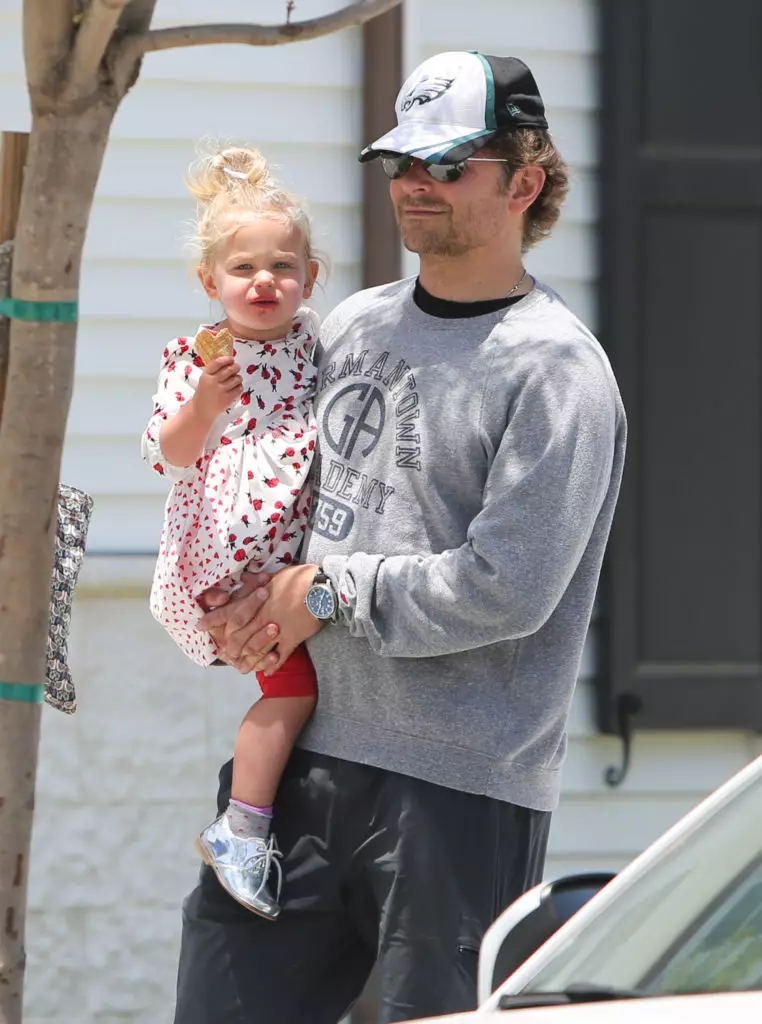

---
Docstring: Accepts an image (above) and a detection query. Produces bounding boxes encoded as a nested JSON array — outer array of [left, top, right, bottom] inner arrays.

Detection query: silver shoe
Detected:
[[195, 812, 283, 919]]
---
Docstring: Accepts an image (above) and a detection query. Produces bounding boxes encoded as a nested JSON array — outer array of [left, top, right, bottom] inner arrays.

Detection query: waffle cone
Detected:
[[195, 327, 235, 365]]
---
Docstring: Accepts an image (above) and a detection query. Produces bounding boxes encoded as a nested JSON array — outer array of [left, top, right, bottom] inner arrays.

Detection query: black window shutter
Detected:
[[598, 0, 762, 731]]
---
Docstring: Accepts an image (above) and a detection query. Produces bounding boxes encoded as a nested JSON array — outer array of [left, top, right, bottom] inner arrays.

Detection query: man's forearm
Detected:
[[322, 536, 592, 659]]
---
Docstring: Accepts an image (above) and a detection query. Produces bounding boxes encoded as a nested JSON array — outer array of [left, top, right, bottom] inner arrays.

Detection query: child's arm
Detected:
[[160, 356, 242, 466], [141, 335, 240, 480]]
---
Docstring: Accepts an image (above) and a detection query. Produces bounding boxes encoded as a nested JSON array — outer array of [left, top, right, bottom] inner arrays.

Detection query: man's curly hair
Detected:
[[487, 129, 570, 252]]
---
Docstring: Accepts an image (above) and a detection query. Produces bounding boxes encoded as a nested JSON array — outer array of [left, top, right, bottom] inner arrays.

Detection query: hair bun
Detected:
[[187, 146, 273, 203]]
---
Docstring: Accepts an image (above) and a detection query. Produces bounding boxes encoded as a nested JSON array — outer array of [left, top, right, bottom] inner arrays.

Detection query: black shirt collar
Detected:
[[413, 278, 526, 319]]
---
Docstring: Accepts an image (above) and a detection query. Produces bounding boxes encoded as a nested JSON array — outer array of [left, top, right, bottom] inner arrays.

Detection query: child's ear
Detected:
[[302, 260, 320, 300], [198, 265, 219, 300]]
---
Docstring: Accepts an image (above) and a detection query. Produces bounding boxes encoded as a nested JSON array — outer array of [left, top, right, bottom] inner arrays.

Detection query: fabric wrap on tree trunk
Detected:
[[46, 484, 94, 713]]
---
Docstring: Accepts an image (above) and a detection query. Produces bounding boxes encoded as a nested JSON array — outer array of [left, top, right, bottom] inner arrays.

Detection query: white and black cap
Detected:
[[360, 50, 548, 165]]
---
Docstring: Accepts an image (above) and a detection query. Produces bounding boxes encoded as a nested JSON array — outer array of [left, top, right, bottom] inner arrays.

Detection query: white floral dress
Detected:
[[141, 309, 319, 666]]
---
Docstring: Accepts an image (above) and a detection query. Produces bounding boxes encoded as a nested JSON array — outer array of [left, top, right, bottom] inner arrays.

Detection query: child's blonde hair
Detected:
[[186, 145, 320, 272]]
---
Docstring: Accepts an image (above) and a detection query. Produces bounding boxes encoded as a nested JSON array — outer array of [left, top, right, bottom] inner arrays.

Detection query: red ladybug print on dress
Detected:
[[142, 310, 320, 667]]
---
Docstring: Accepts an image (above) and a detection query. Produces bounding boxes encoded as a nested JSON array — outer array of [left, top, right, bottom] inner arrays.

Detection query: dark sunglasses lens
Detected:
[[380, 155, 411, 179], [427, 162, 466, 183], [380, 155, 466, 182]]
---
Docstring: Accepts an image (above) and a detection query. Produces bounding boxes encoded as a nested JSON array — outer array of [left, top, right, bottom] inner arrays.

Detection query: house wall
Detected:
[[0, 1, 758, 1022]]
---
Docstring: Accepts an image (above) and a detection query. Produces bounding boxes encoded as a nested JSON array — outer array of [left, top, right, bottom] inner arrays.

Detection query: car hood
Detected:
[[405, 991, 762, 1023]]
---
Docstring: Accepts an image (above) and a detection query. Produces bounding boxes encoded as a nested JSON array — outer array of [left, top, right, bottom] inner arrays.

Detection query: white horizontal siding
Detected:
[[0, 1, 365, 554], [95, 138, 362, 202], [112, 80, 359, 142], [422, 0, 597, 55]]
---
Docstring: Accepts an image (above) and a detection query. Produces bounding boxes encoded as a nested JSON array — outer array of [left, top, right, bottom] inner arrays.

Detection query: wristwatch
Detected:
[[304, 568, 339, 623]]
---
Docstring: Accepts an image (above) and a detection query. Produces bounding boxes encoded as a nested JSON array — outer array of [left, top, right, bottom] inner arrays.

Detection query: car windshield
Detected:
[[518, 767, 762, 996]]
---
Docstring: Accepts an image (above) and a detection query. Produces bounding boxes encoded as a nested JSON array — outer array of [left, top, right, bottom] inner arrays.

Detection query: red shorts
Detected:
[[256, 643, 317, 698]]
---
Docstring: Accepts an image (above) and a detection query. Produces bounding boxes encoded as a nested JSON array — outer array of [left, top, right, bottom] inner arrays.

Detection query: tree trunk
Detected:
[[0, 101, 117, 1024]]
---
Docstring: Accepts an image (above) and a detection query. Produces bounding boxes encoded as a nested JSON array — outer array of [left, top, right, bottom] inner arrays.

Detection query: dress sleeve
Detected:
[[140, 335, 204, 484]]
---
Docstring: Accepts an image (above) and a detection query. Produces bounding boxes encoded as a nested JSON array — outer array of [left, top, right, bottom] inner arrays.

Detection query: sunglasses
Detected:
[[379, 153, 511, 183]]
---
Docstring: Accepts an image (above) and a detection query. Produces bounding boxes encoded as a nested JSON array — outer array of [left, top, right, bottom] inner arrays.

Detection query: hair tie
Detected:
[[223, 167, 248, 180]]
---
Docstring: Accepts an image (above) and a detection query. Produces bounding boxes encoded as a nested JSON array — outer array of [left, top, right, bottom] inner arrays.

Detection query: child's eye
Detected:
[[235, 263, 253, 271], [273, 261, 294, 270]]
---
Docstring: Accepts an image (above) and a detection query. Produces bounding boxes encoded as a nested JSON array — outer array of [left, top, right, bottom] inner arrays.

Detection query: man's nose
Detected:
[[399, 160, 435, 193]]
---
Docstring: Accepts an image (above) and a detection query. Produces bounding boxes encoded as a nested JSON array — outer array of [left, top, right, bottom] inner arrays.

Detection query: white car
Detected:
[[413, 992, 762, 1024], [406, 753, 762, 1022]]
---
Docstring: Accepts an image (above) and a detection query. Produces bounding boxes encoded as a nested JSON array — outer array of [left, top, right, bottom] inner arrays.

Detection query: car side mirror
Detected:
[[477, 872, 616, 1004]]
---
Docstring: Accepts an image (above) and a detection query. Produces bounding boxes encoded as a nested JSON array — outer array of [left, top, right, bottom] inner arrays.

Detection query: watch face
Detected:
[[306, 584, 335, 620]]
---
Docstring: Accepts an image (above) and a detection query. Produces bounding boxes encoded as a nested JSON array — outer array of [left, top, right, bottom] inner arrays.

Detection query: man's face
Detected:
[[389, 157, 513, 257]]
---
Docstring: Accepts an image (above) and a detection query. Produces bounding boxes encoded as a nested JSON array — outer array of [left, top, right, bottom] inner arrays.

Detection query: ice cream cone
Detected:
[[195, 327, 235, 365]]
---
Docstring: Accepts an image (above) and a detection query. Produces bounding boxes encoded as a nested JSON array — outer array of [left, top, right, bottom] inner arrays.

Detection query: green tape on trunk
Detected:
[[0, 682, 44, 704], [0, 296, 78, 323]]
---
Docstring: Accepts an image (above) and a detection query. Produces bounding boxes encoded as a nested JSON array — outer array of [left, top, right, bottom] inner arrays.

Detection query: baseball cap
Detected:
[[359, 51, 548, 165]]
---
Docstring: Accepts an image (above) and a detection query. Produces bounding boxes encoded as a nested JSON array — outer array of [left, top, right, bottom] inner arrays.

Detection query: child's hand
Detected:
[[192, 356, 243, 421]]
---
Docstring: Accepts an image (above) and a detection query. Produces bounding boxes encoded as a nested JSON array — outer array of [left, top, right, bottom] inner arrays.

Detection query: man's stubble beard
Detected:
[[397, 215, 470, 257]]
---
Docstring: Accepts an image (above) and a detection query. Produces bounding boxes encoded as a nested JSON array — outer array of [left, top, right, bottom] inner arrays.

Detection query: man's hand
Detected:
[[197, 564, 323, 674], [196, 573, 264, 667]]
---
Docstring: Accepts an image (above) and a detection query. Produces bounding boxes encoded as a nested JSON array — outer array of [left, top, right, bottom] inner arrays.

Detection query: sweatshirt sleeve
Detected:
[[140, 336, 203, 484], [320, 347, 619, 658]]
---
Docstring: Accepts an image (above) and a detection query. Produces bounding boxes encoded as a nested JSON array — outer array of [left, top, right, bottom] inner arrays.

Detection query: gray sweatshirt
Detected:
[[300, 278, 626, 811]]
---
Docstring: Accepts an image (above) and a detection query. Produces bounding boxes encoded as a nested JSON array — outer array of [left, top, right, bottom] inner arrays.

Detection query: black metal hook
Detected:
[[604, 692, 642, 788]]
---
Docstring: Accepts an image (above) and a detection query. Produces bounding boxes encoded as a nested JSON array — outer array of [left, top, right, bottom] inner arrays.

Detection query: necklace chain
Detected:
[[507, 268, 528, 298]]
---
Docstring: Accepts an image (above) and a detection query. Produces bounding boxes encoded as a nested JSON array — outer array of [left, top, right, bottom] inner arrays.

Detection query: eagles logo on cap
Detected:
[[400, 76, 455, 113]]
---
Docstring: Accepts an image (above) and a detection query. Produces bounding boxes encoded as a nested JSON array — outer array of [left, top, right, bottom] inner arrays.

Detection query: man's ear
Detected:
[[302, 260, 320, 300], [507, 166, 546, 214], [198, 265, 219, 300]]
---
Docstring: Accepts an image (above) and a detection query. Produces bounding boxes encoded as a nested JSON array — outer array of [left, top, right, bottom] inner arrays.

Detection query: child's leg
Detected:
[[197, 646, 317, 919], [228, 644, 317, 836], [232, 693, 316, 809]]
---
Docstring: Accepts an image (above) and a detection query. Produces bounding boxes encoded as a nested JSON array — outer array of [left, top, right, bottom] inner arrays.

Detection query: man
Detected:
[[174, 50, 626, 1024]]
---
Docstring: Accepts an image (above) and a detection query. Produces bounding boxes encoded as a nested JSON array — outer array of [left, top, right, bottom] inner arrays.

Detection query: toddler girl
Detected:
[[141, 146, 322, 919]]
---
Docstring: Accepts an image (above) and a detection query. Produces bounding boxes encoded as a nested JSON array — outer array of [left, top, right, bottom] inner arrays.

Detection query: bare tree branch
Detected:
[[109, 0, 159, 96], [66, 0, 131, 99], [23, 0, 75, 95], [140, 0, 402, 54]]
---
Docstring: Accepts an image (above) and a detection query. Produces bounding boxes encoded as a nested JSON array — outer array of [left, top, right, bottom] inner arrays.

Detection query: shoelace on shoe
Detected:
[[245, 835, 284, 902]]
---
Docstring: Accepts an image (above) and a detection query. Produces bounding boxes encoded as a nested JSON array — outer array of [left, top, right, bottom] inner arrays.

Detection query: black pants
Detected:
[[174, 749, 551, 1024]]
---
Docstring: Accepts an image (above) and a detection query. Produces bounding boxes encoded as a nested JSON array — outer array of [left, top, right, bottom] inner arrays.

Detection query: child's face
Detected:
[[199, 216, 318, 341]]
